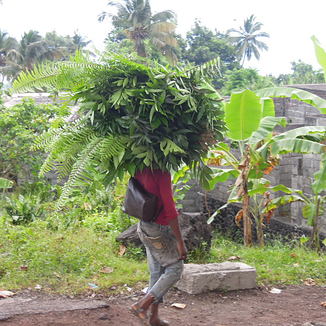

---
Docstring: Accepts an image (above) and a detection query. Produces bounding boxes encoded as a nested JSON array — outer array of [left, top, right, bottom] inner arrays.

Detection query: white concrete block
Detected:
[[176, 262, 256, 294]]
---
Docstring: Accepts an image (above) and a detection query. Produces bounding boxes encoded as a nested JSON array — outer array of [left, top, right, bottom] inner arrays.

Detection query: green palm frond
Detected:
[[186, 57, 221, 79], [12, 57, 105, 93], [14, 53, 225, 208], [56, 136, 103, 208], [38, 123, 98, 178], [98, 134, 127, 159]]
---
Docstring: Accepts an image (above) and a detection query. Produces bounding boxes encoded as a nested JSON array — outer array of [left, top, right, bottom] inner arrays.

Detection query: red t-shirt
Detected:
[[134, 168, 178, 225]]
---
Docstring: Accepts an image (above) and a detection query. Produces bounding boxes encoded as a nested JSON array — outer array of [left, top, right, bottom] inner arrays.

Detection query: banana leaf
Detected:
[[208, 168, 238, 191], [272, 126, 326, 141], [258, 126, 326, 157], [263, 195, 304, 213], [311, 36, 326, 81], [256, 87, 326, 114], [248, 116, 287, 146], [312, 154, 326, 194], [261, 97, 275, 117], [269, 138, 325, 155], [224, 89, 262, 140]]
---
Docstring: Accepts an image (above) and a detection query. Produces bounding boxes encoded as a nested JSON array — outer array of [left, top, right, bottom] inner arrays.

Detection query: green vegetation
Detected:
[[12, 53, 225, 207], [0, 220, 147, 294], [0, 220, 325, 294], [0, 97, 69, 184], [205, 88, 326, 246], [99, 0, 178, 63], [209, 235, 326, 285], [0, 30, 90, 82], [1, 0, 326, 298], [227, 15, 269, 66]]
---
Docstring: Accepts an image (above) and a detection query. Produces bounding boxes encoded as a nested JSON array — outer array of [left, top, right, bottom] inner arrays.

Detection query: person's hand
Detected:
[[177, 240, 187, 261]]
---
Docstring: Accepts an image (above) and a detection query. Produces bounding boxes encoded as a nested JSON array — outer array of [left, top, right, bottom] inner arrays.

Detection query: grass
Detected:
[[0, 219, 148, 294], [208, 235, 326, 285], [0, 219, 325, 295]]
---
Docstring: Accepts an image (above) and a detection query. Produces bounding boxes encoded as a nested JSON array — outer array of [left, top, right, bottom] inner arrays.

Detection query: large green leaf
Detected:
[[273, 126, 326, 141], [261, 97, 275, 117], [248, 116, 287, 146], [0, 177, 13, 189], [208, 168, 239, 190], [302, 202, 317, 225], [247, 179, 300, 197], [258, 126, 326, 156], [224, 89, 262, 140], [311, 36, 326, 81], [263, 195, 304, 213], [256, 87, 326, 114], [269, 138, 326, 155], [312, 153, 326, 194]]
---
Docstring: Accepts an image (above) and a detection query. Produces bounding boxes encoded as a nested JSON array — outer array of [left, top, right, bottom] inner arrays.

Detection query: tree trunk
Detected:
[[311, 197, 321, 251], [135, 39, 146, 58], [256, 215, 264, 247], [242, 191, 252, 246], [240, 148, 252, 247]]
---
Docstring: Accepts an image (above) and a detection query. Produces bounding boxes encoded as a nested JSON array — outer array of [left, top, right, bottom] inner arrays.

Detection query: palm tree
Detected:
[[0, 30, 19, 81], [72, 32, 91, 50], [98, 0, 178, 63], [4, 30, 68, 80], [228, 15, 269, 66]]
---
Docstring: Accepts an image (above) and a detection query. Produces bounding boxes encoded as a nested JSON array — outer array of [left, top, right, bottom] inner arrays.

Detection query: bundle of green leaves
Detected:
[[13, 53, 226, 207]]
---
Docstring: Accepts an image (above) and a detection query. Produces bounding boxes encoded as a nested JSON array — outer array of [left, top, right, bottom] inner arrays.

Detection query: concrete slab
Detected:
[[0, 295, 109, 321], [176, 262, 256, 294]]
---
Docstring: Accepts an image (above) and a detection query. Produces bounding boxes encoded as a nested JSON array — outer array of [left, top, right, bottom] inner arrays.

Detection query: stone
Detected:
[[0, 295, 109, 320], [116, 223, 142, 247], [116, 212, 213, 253], [176, 262, 256, 294]]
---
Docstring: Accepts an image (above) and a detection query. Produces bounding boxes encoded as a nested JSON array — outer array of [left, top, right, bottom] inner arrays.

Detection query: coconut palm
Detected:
[[98, 0, 178, 63], [228, 15, 269, 66], [0, 31, 19, 81], [4, 30, 68, 80]]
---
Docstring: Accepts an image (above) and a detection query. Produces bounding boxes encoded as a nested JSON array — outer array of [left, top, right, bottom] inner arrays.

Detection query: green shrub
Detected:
[[0, 97, 69, 185]]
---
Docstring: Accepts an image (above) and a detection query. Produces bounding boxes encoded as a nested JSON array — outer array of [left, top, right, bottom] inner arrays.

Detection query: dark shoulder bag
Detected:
[[123, 177, 161, 222]]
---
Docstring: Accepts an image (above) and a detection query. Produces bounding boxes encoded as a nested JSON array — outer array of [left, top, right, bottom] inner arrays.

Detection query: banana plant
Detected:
[[312, 36, 326, 81], [206, 89, 326, 246], [262, 157, 326, 251]]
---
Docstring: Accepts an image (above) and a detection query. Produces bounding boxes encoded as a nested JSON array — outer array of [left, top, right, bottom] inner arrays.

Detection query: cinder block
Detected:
[[176, 262, 256, 294]]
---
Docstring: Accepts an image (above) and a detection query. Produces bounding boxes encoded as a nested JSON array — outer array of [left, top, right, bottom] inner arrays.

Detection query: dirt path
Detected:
[[0, 286, 325, 326]]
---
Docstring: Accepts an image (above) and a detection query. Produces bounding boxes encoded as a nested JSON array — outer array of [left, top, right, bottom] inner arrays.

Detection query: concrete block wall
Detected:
[[182, 85, 326, 234]]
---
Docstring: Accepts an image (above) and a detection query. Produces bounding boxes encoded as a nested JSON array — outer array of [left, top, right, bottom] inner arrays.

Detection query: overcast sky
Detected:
[[1, 0, 326, 76]]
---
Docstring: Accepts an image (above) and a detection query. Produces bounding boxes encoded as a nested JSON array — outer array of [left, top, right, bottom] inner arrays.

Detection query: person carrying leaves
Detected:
[[131, 168, 187, 326]]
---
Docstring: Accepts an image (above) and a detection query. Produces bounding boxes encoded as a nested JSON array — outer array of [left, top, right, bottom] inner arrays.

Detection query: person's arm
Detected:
[[158, 171, 187, 260], [168, 217, 187, 260]]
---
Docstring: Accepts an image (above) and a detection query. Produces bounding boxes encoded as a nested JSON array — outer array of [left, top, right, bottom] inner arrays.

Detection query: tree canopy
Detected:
[[228, 14, 269, 66], [99, 0, 178, 63]]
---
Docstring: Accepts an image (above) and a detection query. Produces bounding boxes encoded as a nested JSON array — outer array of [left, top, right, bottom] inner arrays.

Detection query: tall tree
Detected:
[[2, 30, 89, 81], [274, 60, 324, 85], [182, 20, 238, 68], [98, 0, 178, 63], [228, 15, 269, 66], [72, 32, 91, 50], [5, 30, 52, 76], [0, 30, 19, 81]]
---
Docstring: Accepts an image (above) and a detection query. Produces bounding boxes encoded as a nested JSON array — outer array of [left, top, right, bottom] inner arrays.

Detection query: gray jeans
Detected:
[[137, 221, 184, 303]]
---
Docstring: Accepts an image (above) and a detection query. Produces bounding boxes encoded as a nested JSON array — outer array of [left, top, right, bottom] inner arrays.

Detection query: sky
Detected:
[[0, 0, 326, 76]]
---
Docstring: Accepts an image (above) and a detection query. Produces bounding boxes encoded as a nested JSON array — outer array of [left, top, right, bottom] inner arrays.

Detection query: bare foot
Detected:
[[130, 303, 148, 321]]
